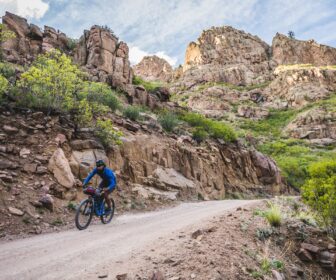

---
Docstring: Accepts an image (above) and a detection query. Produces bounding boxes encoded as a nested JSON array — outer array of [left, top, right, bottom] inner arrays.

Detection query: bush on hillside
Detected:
[[123, 105, 142, 121], [302, 160, 336, 238], [158, 112, 179, 132], [17, 49, 84, 113], [95, 119, 123, 147], [258, 139, 336, 189], [180, 112, 237, 142], [0, 24, 15, 43], [82, 82, 121, 113], [192, 127, 208, 143], [13, 50, 122, 145], [132, 76, 162, 92], [0, 62, 16, 79], [0, 75, 8, 102]]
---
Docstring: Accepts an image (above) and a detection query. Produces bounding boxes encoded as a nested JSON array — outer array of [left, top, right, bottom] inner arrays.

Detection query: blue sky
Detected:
[[1, 0, 336, 66]]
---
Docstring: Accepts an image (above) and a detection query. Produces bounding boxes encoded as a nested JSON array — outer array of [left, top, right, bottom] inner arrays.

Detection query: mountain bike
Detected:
[[75, 186, 115, 230]]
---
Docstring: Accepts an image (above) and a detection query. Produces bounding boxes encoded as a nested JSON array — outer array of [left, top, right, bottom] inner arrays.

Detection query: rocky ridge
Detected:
[[1, 12, 162, 109], [272, 33, 336, 66], [1, 12, 70, 64], [133, 55, 173, 82]]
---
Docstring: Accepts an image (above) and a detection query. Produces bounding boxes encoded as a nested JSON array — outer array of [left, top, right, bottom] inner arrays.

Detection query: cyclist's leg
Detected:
[[104, 185, 115, 210]]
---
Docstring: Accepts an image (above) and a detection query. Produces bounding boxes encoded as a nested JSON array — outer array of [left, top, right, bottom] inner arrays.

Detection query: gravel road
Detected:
[[0, 200, 259, 280]]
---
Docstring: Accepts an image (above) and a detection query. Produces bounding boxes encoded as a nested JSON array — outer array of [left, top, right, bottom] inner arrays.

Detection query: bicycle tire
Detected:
[[100, 198, 115, 224], [75, 199, 93, 230]]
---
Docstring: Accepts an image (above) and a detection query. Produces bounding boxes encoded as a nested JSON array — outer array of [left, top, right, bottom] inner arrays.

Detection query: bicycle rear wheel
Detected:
[[75, 198, 93, 230], [100, 198, 115, 224]]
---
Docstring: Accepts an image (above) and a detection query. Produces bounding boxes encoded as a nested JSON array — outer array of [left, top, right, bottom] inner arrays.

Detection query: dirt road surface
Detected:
[[0, 200, 259, 280]]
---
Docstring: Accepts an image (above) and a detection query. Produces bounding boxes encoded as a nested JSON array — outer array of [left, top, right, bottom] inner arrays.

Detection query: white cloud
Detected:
[[0, 0, 49, 19], [129, 46, 177, 66]]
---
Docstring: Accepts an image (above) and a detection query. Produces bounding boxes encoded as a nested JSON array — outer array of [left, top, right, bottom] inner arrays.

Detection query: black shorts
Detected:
[[98, 181, 115, 193]]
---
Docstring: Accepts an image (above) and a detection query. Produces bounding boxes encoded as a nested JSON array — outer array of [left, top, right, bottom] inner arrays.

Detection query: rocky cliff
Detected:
[[1, 12, 70, 64], [178, 26, 275, 87], [272, 33, 336, 66], [133, 55, 173, 82], [73, 25, 132, 89], [1, 12, 166, 109]]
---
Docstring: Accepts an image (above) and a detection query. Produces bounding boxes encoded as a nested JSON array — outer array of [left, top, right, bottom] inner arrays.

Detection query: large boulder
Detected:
[[48, 148, 75, 188], [69, 149, 108, 181]]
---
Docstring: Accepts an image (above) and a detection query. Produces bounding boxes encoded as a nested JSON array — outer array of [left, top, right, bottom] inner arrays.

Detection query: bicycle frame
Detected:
[[87, 194, 106, 216]]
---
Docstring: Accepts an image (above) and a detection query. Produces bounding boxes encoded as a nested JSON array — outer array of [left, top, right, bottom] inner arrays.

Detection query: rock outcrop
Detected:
[[272, 33, 336, 66], [178, 26, 275, 87], [73, 25, 132, 89], [108, 134, 284, 200], [262, 67, 336, 109], [285, 107, 336, 145], [133, 55, 173, 82], [1, 12, 70, 64]]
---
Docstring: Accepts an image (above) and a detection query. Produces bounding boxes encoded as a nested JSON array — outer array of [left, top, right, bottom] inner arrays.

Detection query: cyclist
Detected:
[[82, 160, 116, 213]]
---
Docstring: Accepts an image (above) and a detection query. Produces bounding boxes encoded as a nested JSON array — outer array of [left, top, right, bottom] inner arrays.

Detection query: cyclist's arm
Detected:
[[83, 168, 97, 187]]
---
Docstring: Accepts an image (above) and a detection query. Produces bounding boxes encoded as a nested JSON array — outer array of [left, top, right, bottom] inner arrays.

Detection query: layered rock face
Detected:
[[272, 33, 336, 66], [133, 55, 173, 82], [105, 134, 284, 199], [1, 12, 69, 64], [179, 26, 274, 87], [73, 26, 132, 88]]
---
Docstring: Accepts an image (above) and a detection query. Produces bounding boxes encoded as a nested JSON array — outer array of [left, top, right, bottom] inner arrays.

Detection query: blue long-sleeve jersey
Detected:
[[83, 167, 116, 188]]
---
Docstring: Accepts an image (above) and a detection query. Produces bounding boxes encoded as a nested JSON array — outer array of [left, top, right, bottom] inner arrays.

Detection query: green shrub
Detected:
[[192, 127, 208, 143], [17, 49, 84, 112], [0, 75, 8, 101], [123, 105, 141, 121], [264, 204, 282, 227], [258, 139, 336, 189], [240, 108, 297, 137], [95, 119, 123, 147], [82, 82, 121, 112], [0, 23, 15, 43], [180, 112, 236, 142], [158, 112, 179, 132], [0, 62, 16, 79], [14, 50, 122, 129], [208, 121, 236, 142], [302, 160, 336, 237], [132, 76, 162, 92]]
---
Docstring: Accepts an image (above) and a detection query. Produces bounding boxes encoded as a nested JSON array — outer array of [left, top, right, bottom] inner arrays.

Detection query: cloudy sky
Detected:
[[1, 0, 336, 66]]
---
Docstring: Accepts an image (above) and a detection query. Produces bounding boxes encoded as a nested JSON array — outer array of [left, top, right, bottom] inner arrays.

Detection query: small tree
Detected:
[[288, 30, 295, 39], [18, 49, 85, 113], [302, 160, 336, 238], [0, 24, 15, 43]]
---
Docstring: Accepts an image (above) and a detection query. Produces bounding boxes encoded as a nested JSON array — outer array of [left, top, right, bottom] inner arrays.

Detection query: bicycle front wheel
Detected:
[[75, 198, 93, 230], [101, 198, 115, 224]]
